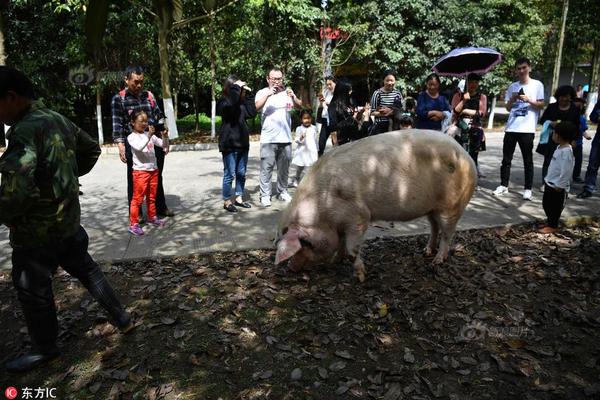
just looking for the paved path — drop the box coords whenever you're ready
[1,131,599,271]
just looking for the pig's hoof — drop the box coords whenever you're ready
[288,264,302,273]
[424,246,434,257]
[432,255,446,265]
[356,271,366,283]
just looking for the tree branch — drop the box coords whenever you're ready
[331,41,358,67]
[171,0,241,31]
[125,0,158,18]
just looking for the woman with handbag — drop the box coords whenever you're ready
[539,86,580,186]
[451,73,488,176]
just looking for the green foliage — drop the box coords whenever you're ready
[3,0,599,140]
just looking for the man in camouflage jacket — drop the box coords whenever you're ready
[0,67,133,373]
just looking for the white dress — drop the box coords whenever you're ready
[292,125,318,167]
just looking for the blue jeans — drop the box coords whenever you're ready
[583,133,600,193]
[222,151,248,200]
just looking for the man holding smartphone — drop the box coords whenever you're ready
[493,57,545,200]
[255,67,303,207]
[111,65,174,220]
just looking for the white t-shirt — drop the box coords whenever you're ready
[127,132,164,171]
[321,89,333,121]
[544,145,574,191]
[256,87,293,143]
[504,79,544,133]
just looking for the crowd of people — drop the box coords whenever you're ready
[0,59,599,372]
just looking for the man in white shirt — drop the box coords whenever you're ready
[493,58,545,200]
[255,68,303,207]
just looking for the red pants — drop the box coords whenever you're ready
[130,169,158,225]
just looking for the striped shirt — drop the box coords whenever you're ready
[370,88,403,124]
[111,89,163,143]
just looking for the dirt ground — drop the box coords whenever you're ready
[1,222,599,400]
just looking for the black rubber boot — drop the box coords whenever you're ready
[84,267,133,332]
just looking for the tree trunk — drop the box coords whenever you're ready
[194,63,199,132]
[487,96,497,130]
[96,87,104,145]
[158,27,178,138]
[0,8,6,66]
[209,16,217,138]
[551,0,569,96]
[569,63,575,86]
[586,39,600,117]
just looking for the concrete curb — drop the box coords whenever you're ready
[99,143,219,155]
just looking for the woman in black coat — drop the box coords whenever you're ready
[216,75,257,212]
[328,79,359,146]
[539,85,580,181]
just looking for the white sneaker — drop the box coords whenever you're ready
[278,192,292,203]
[288,180,298,188]
[492,185,509,196]
[522,189,532,200]
[260,196,271,207]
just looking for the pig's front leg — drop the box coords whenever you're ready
[343,222,369,282]
[425,213,441,257]
[432,214,459,264]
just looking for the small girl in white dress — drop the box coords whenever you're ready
[289,109,318,187]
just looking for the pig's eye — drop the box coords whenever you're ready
[299,238,313,249]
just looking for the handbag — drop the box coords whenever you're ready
[536,120,553,155]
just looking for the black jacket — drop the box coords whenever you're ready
[216,85,257,153]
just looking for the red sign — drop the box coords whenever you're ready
[319,27,348,40]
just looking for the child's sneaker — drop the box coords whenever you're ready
[149,217,166,228]
[128,224,144,236]
[288,179,298,188]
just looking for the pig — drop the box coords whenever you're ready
[274,129,477,282]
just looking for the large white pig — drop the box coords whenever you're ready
[274,129,477,282]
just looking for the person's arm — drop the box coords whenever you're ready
[451,93,463,114]
[370,90,382,118]
[0,129,39,225]
[74,124,101,176]
[243,92,257,119]
[287,88,303,110]
[415,92,429,120]
[555,151,573,190]
[524,82,545,110]
[111,94,128,163]
[505,87,518,112]
[255,88,273,111]
[539,104,551,125]
[128,132,151,152]
[590,101,600,124]
[478,94,488,118]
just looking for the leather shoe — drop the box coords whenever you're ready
[577,190,592,199]
[6,347,60,373]
[224,204,238,213]
[234,201,252,209]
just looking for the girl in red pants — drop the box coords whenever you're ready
[127,110,169,235]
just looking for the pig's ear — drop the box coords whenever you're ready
[275,230,302,265]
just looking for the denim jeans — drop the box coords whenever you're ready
[583,133,600,193]
[500,132,534,189]
[222,150,249,200]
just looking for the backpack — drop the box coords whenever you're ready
[119,89,156,109]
